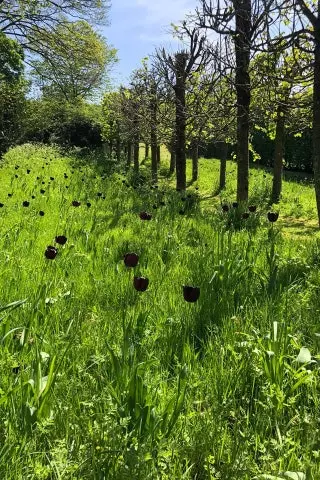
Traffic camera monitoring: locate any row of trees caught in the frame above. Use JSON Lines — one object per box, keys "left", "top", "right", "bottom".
{"left": 101, "top": 0, "right": 320, "bottom": 225}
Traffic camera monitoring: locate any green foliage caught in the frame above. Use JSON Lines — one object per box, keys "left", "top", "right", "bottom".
{"left": 29, "top": 20, "right": 117, "bottom": 102}
{"left": 22, "top": 99, "right": 103, "bottom": 148}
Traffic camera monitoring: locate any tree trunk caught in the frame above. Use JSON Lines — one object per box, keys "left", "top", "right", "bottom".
{"left": 313, "top": 23, "right": 320, "bottom": 227}
{"left": 192, "top": 141, "right": 199, "bottom": 181}
{"left": 150, "top": 85, "right": 158, "bottom": 183}
{"left": 116, "top": 121, "right": 121, "bottom": 163}
{"left": 170, "top": 151, "right": 176, "bottom": 175}
{"left": 175, "top": 53, "right": 188, "bottom": 191}
{"left": 234, "top": 0, "right": 251, "bottom": 202}
{"left": 134, "top": 142, "right": 139, "bottom": 173}
{"left": 272, "top": 103, "right": 286, "bottom": 203}
{"left": 219, "top": 141, "right": 228, "bottom": 190}
{"left": 145, "top": 143, "right": 149, "bottom": 159}
{"left": 157, "top": 145, "right": 161, "bottom": 164}
{"left": 127, "top": 142, "right": 132, "bottom": 168}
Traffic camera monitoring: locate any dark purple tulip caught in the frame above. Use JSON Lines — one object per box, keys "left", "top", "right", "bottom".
{"left": 15, "top": 174, "right": 18, "bottom": 178}
{"left": 97, "top": 192, "right": 102, "bottom": 197}
{"left": 31, "top": 195, "right": 35, "bottom": 199}
{"left": 22, "top": 201, "right": 30, "bottom": 207}
{"left": 45, "top": 246, "right": 57, "bottom": 259}
{"left": 8, "top": 193, "right": 12, "bottom": 197}
{"left": 232, "top": 202, "right": 238, "bottom": 208}
{"left": 195, "top": 187, "right": 199, "bottom": 190}
{"left": 42, "top": 181, "right": 45, "bottom": 184}
{"left": 37, "top": 176, "right": 40, "bottom": 180}
{"left": 66, "top": 186, "right": 69, "bottom": 189}
{"left": 139, "top": 211, "right": 152, "bottom": 220}
{"left": 50, "top": 177, "right": 54, "bottom": 180}
{"left": 64, "top": 175, "right": 68, "bottom": 179}
{"left": 183, "top": 285, "right": 200, "bottom": 303}
{"left": 0, "top": 203, "right": 4, "bottom": 207}
{"left": 55, "top": 235, "right": 67, "bottom": 245}
{"left": 15, "top": 166, "right": 19, "bottom": 170}
{"left": 133, "top": 276, "right": 149, "bottom": 291}
{"left": 248, "top": 205, "right": 257, "bottom": 212}
{"left": 39, "top": 211, "right": 45, "bottom": 216}
{"left": 12, "top": 366, "right": 20, "bottom": 374}
{"left": 27, "top": 169, "right": 31, "bottom": 174}
{"left": 87, "top": 202, "right": 91, "bottom": 207}
{"left": 40, "top": 189, "right": 45, "bottom": 194}
{"left": 222, "top": 204, "right": 229, "bottom": 212}
{"left": 242, "top": 212, "right": 250, "bottom": 219}
{"left": 267, "top": 212, "right": 279, "bottom": 223}
{"left": 124, "top": 252, "right": 139, "bottom": 267}
{"left": 72, "top": 201, "right": 81, "bottom": 207}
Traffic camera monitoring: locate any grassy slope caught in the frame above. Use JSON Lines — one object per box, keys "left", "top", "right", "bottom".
{"left": 0, "top": 144, "right": 319, "bottom": 480}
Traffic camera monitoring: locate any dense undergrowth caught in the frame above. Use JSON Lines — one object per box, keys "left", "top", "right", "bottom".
{"left": 0, "top": 144, "right": 319, "bottom": 480}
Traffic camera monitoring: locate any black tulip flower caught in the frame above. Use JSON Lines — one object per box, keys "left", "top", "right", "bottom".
{"left": 27, "top": 169, "right": 31, "bottom": 174}
{"left": 248, "top": 205, "right": 257, "bottom": 212}
{"left": 32, "top": 195, "right": 35, "bottom": 199}
{"left": 222, "top": 204, "right": 229, "bottom": 212}
{"left": 153, "top": 205, "right": 157, "bottom": 209}
{"left": 181, "top": 197, "right": 186, "bottom": 202}
{"left": 267, "top": 212, "right": 279, "bottom": 223}
{"left": 37, "top": 176, "right": 40, "bottom": 180}
{"left": 232, "top": 202, "right": 239, "bottom": 208}
{"left": 87, "top": 202, "right": 91, "bottom": 207}
{"left": 102, "top": 196, "right": 106, "bottom": 199}
{"left": 0, "top": 203, "right": 4, "bottom": 208}
{"left": 22, "top": 201, "right": 30, "bottom": 207}
{"left": 139, "top": 211, "right": 152, "bottom": 220}
{"left": 55, "top": 235, "right": 67, "bottom": 245}
{"left": 183, "top": 285, "right": 200, "bottom": 303}
{"left": 50, "top": 177, "right": 54, "bottom": 180}
{"left": 263, "top": 174, "right": 267, "bottom": 178}
{"left": 97, "top": 192, "right": 102, "bottom": 197}
{"left": 179, "top": 210, "right": 184, "bottom": 215}
{"left": 42, "top": 181, "right": 45, "bottom": 185}
{"left": 72, "top": 200, "right": 81, "bottom": 207}
{"left": 124, "top": 252, "right": 139, "bottom": 267}
{"left": 242, "top": 212, "right": 250, "bottom": 220}
{"left": 15, "top": 166, "right": 19, "bottom": 170}
{"left": 64, "top": 175, "right": 68, "bottom": 179}
{"left": 195, "top": 187, "right": 199, "bottom": 190}
{"left": 8, "top": 193, "right": 12, "bottom": 197}
{"left": 66, "top": 186, "right": 69, "bottom": 189}
{"left": 15, "top": 174, "right": 18, "bottom": 178}
{"left": 12, "top": 366, "right": 20, "bottom": 374}
{"left": 160, "top": 201, "right": 166, "bottom": 206}
{"left": 133, "top": 276, "right": 149, "bottom": 291}
{"left": 39, "top": 211, "right": 45, "bottom": 216}
{"left": 40, "top": 189, "right": 45, "bottom": 194}
{"left": 45, "top": 246, "right": 58, "bottom": 259}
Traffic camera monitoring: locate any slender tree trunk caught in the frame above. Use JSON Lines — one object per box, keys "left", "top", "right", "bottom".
{"left": 116, "top": 121, "right": 121, "bottom": 163}
{"left": 133, "top": 108, "right": 140, "bottom": 173}
{"left": 313, "top": 24, "right": 320, "bottom": 227}
{"left": 134, "top": 142, "right": 139, "bottom": 173}
{"left": 170, "top": 151, "right": 176, "bottom": 174}
{"left": 234, "top": 0, "right": 251, "bottom": 202}
{"left": 175, "top": 53, "right": 188, "bottom": 191}
{"left": 145, "top": 143, "right": 149, "bottom": 159}
{"left": 150, "top": 84, "right": 158, "bottom": 183}
{"left": 127, "top": 142, "right": 132, "bottom": 168}
{"left": 219, "top": 141, "right": 228, "bottom": 191}
{"left": 272, "top": 103, "right": 287, "bottom": 203}
{"left": 157, "top": 145, "right": 161, "bottom": 164}
{"left": 192, "top": 140, "right": 199, "bottom": 181}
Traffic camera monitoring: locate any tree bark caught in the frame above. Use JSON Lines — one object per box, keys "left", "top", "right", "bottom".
{"left": 127, "top": 142, "right": 132, "bottom": 168}
{"left": 150, "top": 83, "right": 158, "bottom": 183}
{"left": 170, "top": 151, "right": 176, "bottom": 174}
{"left": 313, "top": 22, "right": 320, "bottom": 227}
{"left": 219, "top": 141, "right": 228, "bottom": 190}
{"left": 174, "top": 53, "right": 188, "bottom": 191}
{"left": 116, "top": 120, "right": 121, "bottom": 163}
{"left": 272, "top": 103, "right": 286, "bottom": 204}
{"left": 145, "top": 143, "right": 149, "bottom": 159}
{"left": 191, "top": 140, "right": 199, "bottom": 181}
{"left": 133, "top": 142, "right": 139, "bottom": 173}
{"left": 234, "top": 0, "right": 251, "bottom": 202}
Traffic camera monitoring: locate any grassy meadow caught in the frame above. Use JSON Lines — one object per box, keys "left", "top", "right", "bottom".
{"left": 0, "top": 143, "right": 320, "bottom": 480}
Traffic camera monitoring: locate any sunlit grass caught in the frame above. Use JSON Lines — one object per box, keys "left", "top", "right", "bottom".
{"left": 0, "top": 143, "right": 319, "bottom": 479}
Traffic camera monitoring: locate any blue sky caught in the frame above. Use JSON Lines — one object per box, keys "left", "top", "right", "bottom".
{"left": 103, "top": 0, "right": 197, "bottom": 85}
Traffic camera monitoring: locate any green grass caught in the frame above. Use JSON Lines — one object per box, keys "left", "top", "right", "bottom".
{"left": 0, "top": 143, "right": 319, "bottom": 479}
